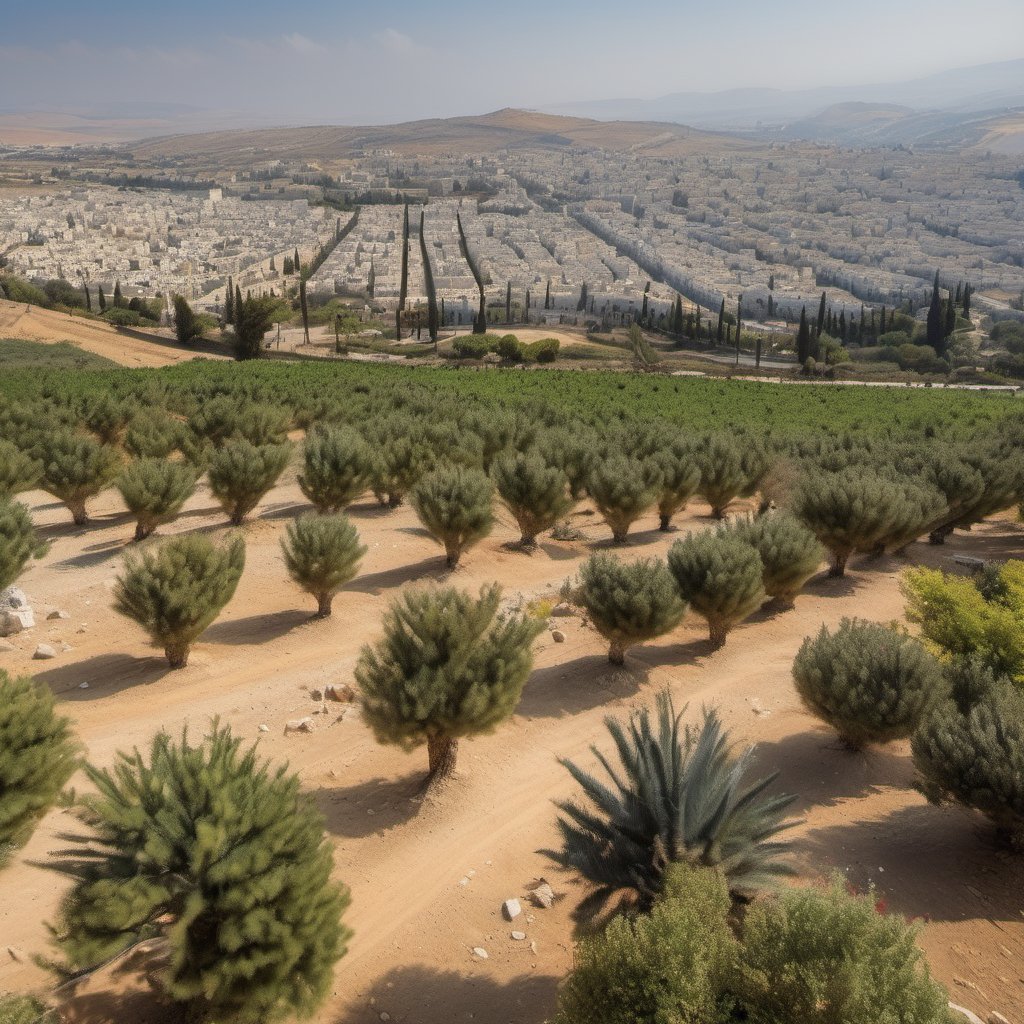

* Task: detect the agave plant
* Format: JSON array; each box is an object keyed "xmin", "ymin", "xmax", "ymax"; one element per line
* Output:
[{"xmin": 546, "ymin": 691, "xmax": 796, "ymax": 923}]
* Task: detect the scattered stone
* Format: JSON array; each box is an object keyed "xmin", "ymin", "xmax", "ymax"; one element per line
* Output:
[
  {"xmin": 310, "ymin": 689, "xmax": 323, "ymax": 701},
  {"xmin": 380, "ymin": 1013, "xmax": 391, "ymax": 1022},
  {"xmin": 502, "ymin": 898, "xmax": 522, "ymax": 921},
  {"xmin": 952, "ymin": 554, "xmax": 986, "ymax": 571},
  {"xmin": 472, "ymin": 947, "xmax": 488, "ymax": 960},
  {"xmin": 551, "ymin": 630, "xmax": 565, "ymax": 644},
  {"xmin": 749, "ymin": 698, "xmax": 771, "ymax": 717},
  {"xmin": 7, "ymin": 946, "xmax": 24, "ymax": 962},
  {"xmin": 325, "ymin": 683, "xmax": 357, "ymax": 703},
  {"xmin": 284, "ymin": 717, "xmax": 315, "ymax": 735},
  {"xmin": 949, "ymin": 1006, "xmax": 983, "ymax": 1024},
  {"xmin": 78, "ymin": 682, "xmax": 89, "ymax": 689},
  {"xmin": 531, "ymin": 880, "xmax": 555, "ymax": 909},
  {"xmin": 47, "ymin": 610, "xmax": 70, "ymax": 620},
  {"xmin": 459, "ymin": 877, "xmax": 470, "ymax": 887},
  {"xmin": 0, "ymin": 592, "xmax": 34, "ymax": 636},
  {"xmin": 530, "ymin": 940, "xmax": 538, "ymax": 954},
  {"xmin": 551, "ymin": 603, "xmax": 574, "ymax": 617},
  {"xmin": 258, "ymin": 724, "xmax": 270, "ymax": 733},
  {"xmin": 0, "ymin": 640, "xmax": 16, "ymax": 653},
  {"xmin": 511, "ymin": 931, "xmax": 526, "ymax": 941},
  {"xmin": 988, "ymin": 1013, "xmax": 1010, "ymax": 1024},
  {"xmin": 33, "ymin": 643, "xmax": 57, "ymax": 660}
]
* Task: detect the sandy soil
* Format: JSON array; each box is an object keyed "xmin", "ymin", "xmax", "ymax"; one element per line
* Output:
[
  {"xmin": 0, "ymin": 300, "xmax": 227, "ymax": 368},
  {"xmin": 0, "ymin": 466, "xmax": 1022, "ymax": 1023}
]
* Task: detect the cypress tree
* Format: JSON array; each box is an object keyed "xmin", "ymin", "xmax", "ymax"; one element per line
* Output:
[
  {"xmin": 505, "ymin": 280, "xmax": 512, "ymax": 322},
  {"xmin": 492, "ymin": 449, "xmax": 572, "ymax": 548},
  {"xmin": 294, "ymin": 246, "xmax": 301, "ymax": 274},
  {"xmin": 113, "ymin": 533, "xmax": 245, "ymax": 668},
  {"xmin": 49, "ymin": 722, "xmax": 350, "ymax": 1022},
  {"xmin": 963, "ymin": 282, "xmax": 972, "ymax": 318},
  {"xmin": 224, "ymin": 275, "xmax": 234, "ymax": 326},
  {"xmin": 356, "ymin": 583, "xmax": 542, "ymax": 782},
  {"xmin": 173, "ymin": 295, "xmax": 202, "ymax": 344},
  {"xmin": 97, "ymin": 284, "xmax": 106, "ymax": 312},
  {"xmin": 116, "ymin": 459, "xmax": 199, "ymax": 541},
  {"xmin": 299, "ymin": 278, "xmax": 310, "ymax": 345},
  {"xmin": 926, "ymin": 271, "xmax": 945, "ymax": 353},
  {"xmin": 545, "ymin": 278, "xmax": 551, "ymax": 310},
  {"xmin": 233, "ymin": 284, "xmax": 243, "ymax": 331},
  {"xmin": 113, "ymin": 280, "xmax": 123, "ymax": 307},
  {"xmin": 944, "ymin": 293, "xmax": 956, "ymax": 337},
  {"xmin": 796, "ymin": 307, "xmax": 811, "ymax": 364},
  {"xmin": 410, "ymin": 465, "xmax": 494, "ymax": 568},
  {"xmin": 716, "ymin": 299, "xmax": 725, "ymax": 343},
  {"xmin": 640, "ymin": 282, "xmax": 650, "ymax": 325},
  {"xmin": 282, "ymin": 512, "xmax": 366, "ymax": 617},
  {"xmin": 816, "ymin": 291, "xmax": 827, "ymax": 336},
  {"xmin": 0, "ymin": 671, "xmax": 78, "ymax": 867},
  {"xmin": 208, "ymin": 439, "xmax": 291, "ymax": 525},
  {"xmin": 83, "ymin": 283, "xmax": 91, "ymax": 312},
  {"xmin": 576, "ymin": 553, "xmax": 686, "ymax": 664}
]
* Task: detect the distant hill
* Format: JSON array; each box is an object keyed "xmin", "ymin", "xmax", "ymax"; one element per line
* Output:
[{"xmin": 128, "ymin": 108, "xmax": 748, "ymax": 164}]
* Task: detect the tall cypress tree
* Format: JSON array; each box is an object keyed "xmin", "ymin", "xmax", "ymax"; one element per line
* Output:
[
  {"xmin": 505, "ymin": 280, "xmax": 512, "ymax": 322},
  {"xmin": 926, "ymin": 271, "xmax": 945, "ymax": 353},
  {"xmin": 640, "ymin": 282, "xmax": 650, "ymax": 325},
  {"xmin": 944, "ymin": 293, "xmax": 956, "ymax": 338},
  {"xmin": 716, "ymin": 299, "xmax": 725, "ymax": 343},
  {"xmin": 83, "ymin": 283, "xmax": 91, "ymax": 311},
  {"xmin": 234, "ymin": 284, "xmax": 243, "ymax": 331},
  {"xmin": 816, "ymin": 291, "xmax": 827, "ymax": 337},
  {"xmin": 963, "ymin": 282, "xmax": 972, "ymax": 318},
  {"xmin": 545, "ymin": 279, "xmax": 551, "ymax": 310},
  {"xmin": 113, "ymin": 281, "xmax": 123, "ymax": 307},
  {"xmin": 224, "ymin": 276, "xmax": 234, "ymax": 326},
  {"xmin": 735, "ymin": 295, "xmax": 742, "ymax": 359},
  {"xmin": 300, "ymin": 278, "xmax": 310, "ymax": 346},
  {"xmin": 97, "ymin": 285, "xmax": 106, "ymax": 312},
  {"xmin": 796, "ymin": 306, "xmax": 811, "ymax": 363},
  {"xmin": 294, "ymin": 247, "xmax": 301, "ymax": 274}
]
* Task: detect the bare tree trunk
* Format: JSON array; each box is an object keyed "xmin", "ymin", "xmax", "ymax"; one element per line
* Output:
[
  {"xmin": 659, "ymin": 512, "xmax": 671, "ymax": 531},
  {"xmin": 316, "ymin": 592, "xmax": 334, "ymax": 617},
  {"xmin": 608, "ymin": 639, "xmax": 626, "ymax": 665},
  {"xmin": 426, "ymin": 734, "xmax": 458, "ymax": 782},
  {"xmin": 165, "ymin": 641, "xmax": 191, "ymax": 669},
  {"xmin": 134, "ymin": 520, "xmax": 152, "ymax": 542},
  {"xmin": 708, "ymin": 620, "xmax": 728, "ymax": 650},
  {"xmin": 68, "ymin": 498, "xmax": 88, "ymax": 526},
  {"xmin": 445, "ymin": 543, "xmax": 461, "ymax": 569}
]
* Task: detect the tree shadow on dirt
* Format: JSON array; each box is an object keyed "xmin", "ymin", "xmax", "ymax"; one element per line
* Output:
[
  {"xmin": 347, "ymin": 556, "xmax": 445, "ymax": 595},
  {"xmin": 317, "ymin": 773, "xmax": 427, "ymax": 840},
  {"xmin": 33, "ymin": 651, "xmax": 174, "ymax": 699},
  {"xmin": 258, "ymin": 499, "xmax": 311, "ymax": 522},
  {"xmin": 59, "ymin": 988, "xmax": 182, "ymax": 1024},
  {"xmin": 589, "ymin": 527, "xmax": 665, "ymax": 550},
  {"xmin": 518, "ymin": 654, "xmax": 650, "ymax": 719},
  {"xmin": 53, "ymin": 537, "xmax": 130, "ymax": 571},
  {"xmin": 802, "ymin": 569, "xmax": 863, "ymax": 599},
  {"xmin": 204, "ymin": 608, "xmax": 310, "ymax": 646},
  {"xmin": 349, "ymin": 964, "xmax": 559, "ymax": 1024}
]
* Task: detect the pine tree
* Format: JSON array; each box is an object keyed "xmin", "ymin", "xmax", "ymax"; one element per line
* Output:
[
  {"xmin": 49, "ymin": 722, "xmax": 350, "ymax": 1022},
  {"xmin": 793, "ymin": 619, "xmax": 944, "ymax": 749},
  {"xmin": 356, "ymin": 583, "xmax": 542, "ymax": 782},
  {"xmin": 546, "ymin": 691, "xmax": 794, "ymax": 922},
  {"xmin": 173, "ymin": 295, "xmax": 202, "ymax": 344},
  {"xmin": 796, "ymin": 306, "xmax": 811, "ymax": 364},
  {"xmin": 83, "ymin": 283, "xmax": 91, "ymax": 312},
  {"xmin": 651, "ymin": 439, "xmax": 701, "ymax": 531},
  {"xmin": 697, "ymin": 435, "xmax": 770, "ymax": 519},
  {"xmin": 224, "ymin": 275, "xmax": 234, "ymax": 325},
  {"xmin": 82, "ymin": 393, "xmax": 130, "ymax": 447},
  {"xmin": 298, "ymin": 425, "xmax": 372, "ymax": 513},
  {"xmin": 116, "ymin": 459, "xmax": 198, "ymax": 542},
  {"xmin": 37, "ymin": 430, "xmax": 121, "ymax": 526},
  {"xmin": 668, "ymin": 531, "xmax": 765, "ymax": 648},
  {"xmin": 112, "ymin": 280, "xmax": 123, "ymax": 307},
  {"xmin": 123, "ymin": 411, "xmax": 182, "ymax": 461},
  {"xmin": 113, "ymin": 534, "xmax": 245, "ymax": 668},
  {"xmin": 0, "ymin": 440, "xmax": 40, "ymax": 501},
  {"xmin": 282, "ymin": 512, "xmax": 366, "ymax": 617},
  {"xmin": 587, "ymin": 453, "xmax": 662, "ymax": 543},
  {"xmin": 732, "ymin": 512, "xmax": 824, "ymax": 607},
  {"xmin": 0, "ymin": 671, "xmax": 78, "ymax": 867},
  {"xmin": 410, "ymin": 465, "xmax": 494, "ymax": 567},
  {"xmin": 209, "ymin": 439, "xmax": 291, "ymax": 525},
  {"xmin": 299, "ymin": 278, "xmax": 310, "ymax": 345},
  {"xmin": 926, "ymin": 271, "xmax": 945, "ymax": 353},
  {"xmin": 97, "ymin": 284, "xmax": 106, "ymax": 312},
  {"xmin": 492, "ymin": 449, "xmax": 572, "ymax": 548},
  {"xmin": 368, "ymin": 421, "xmax": 433, "ymax": 508},
  {"xmin": 576, "ymin": 553, "xmax": 686, "ymax": 664}
]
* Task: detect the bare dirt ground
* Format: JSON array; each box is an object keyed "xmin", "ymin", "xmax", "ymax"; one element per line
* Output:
[
  {"xmin": 0, "ymin": 300, "xmax": 226, "ymax": 368},
  {"xmin": 0, "ymin": 458, "xmax": 1022, "ymax": 1024}
]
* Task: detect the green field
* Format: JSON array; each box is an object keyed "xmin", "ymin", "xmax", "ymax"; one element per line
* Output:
[
  {"xmin": 0, "ymin": 338, "xmax": 119, "ymax": 371},
  {"xmin": 0, "ymin": 358, "xmax": 1020, "ymax": 440}
]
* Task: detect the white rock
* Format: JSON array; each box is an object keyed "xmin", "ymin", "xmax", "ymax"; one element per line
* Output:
[
  {"xmin": 1, "ymin": 587, "xmax": 29, "ymax": 610},
  {"xmin": 510, "ymin": 931, "xmax": 526, "ymax": 941},
  {"xmin": 78, "ymin": 682, "xmax": 89, "ymax": 689},
  {"xmin": 379, "ymin": 1013, "xmax": 391, "ymax": 1022},
  {"xmin": 531, "ymin": 881, "xmax": 555, "ymax": 909},
  {"xmin": 47, "ymin": 610, "xmax": 70, "ymax": 620},
  {"xmin": 284, "ymin": 717, "xmax": 315, "ymax": 735},
  {"xmin": 33, "ymin": 643, "xmax": 57, "ymax": 660},
  {"xmin": 0, "ymin": 607, "xmax": 34, "ymax": 636},
  {"xmin": 472, "ymin": 947, "xmax": 488, "ymax": 959},
  {"xmin": 258, "ymin": 724, "xmax": 270, "ymax": 733},
  {"xmin": 502, "ymin": 898, "xmax": 522, "ymax": 921},
  {"xmin": 949, "ymin": 1005, "xmax": 984, "ymax": 1024}
]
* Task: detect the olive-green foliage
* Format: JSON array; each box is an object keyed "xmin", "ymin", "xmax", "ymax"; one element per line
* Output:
[
  {"xmin": 733, "ymin": 512, "xmax": 823, "ymax": 606},
  {"xmin": 791, "ymin": 469, "xmax": 913, "ymax": 576},
  {"xmin": 587, "ymin": 453, "xmax": 662, "ymax": 543},
  {"xmin": 548, "ymin": 691, "xmax": 795, "ymax": 923},
  {"xmin": 552, "ymin": 863, "xmax": 737, "ymax": 1024},
  {"xmin": 38, "ymin": 430, "xmax": 122, "ymax": 525},
  {"xmin": 652, "ymin": 438, "xmax": 702, "ymax": 531},
  {"xmin": 113, "ymin": 533, "xmax": 245, "ymax": 668},
  {"xmin": 232, "ymin": 294, "xmax": 278, "ymax": 360},
  {"xmin": 492, "ymin": 448, "xmax": 572, "ymax": 546},
  {"xmin": 903, "ymin": 561, "xmax": 1024, "ymax": 681},
  {"xmin": 0, "ymin": 440, "xmax": 40, "ymax": 500},
  {"xmin": 82, "ymin": 392, "xmax": 130, "ymax": 446},
  {"xmin": 577, "ymin": 553, "xmax": 686, "ymax": 664},
  {"xmin": 735, "ymin": 876, "xmax": 951, "ymax": 1024},
  {"xmin": 282, "ymin": 513, "xmax": 366, "ymax": 617},
  {"xmin": 667, "ymin": 531, "xmax": 765, "ymax": 648},
  {"xmin": 116, "ymin": 458, "xmax": 198, "ymax": 541},
  {"xmin": 538, "ymin": 427, "xmax": 596, "ymax": 501},
  {"xmin": 0, "ymin": 671, "xmax": 78, "ymax": 868},
  {"xmin": 410, "ymin": 464, "xmax": 494, "ymax": 568},
  {"xmin": 0, "ymin": 993, "xmax": 58, "ymax": 1024},
  {"xmin": 698, "ymin": 436, "xmax": 771, "ymax": 518},
  {"xmin": 0, "ymin": 500, "xmax": 46, "ymax": 592},
  {"xmin": 185, "ymin": 399, "xmax": 289, "ymax": 465},
  {"xmin": 49, "ymin": 722, "xmax": 350, "ymax": 1024},
  {"xmin": 298, "ymin": 425, "xmax": 372, "ymax": 512},
  {"xmin": 355, "ymin": 583, "xmax": 543, "ymax": 780},
  {"xmin": 123, "ymin": 410, "xmax": 182, "ymax": 460},
  {"xmin": 793, "ymin": 619, "xmax": 945, "ymax": 749},
  {"xmin": 368, "ymin": 419, "xmax": 433, "ymax": 506},
  {"xmin": 913, "ymin": 668, "xmax": 1024, "ymax": 849},
  {"xmin": 209, "ymin": 439, "xmax": 291, "ymax": 525}
]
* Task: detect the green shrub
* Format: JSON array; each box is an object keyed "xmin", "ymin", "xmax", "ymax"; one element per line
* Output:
[
  {"xmin": 577, "ymin": 553, "xmax": 686, "ymax": 664},
  {"xmin": 733, "ymin": 512, "xmax": 823, "ymax": 606},
  {"xmin": 82, "ymin": 393, "xmax": 130, "ymax": 446},
  {"xmin": 792, "ymin": 619, "xmax": 945, "ymax": 749},
  {"xmin": 698, "ymin": 436, "xmax": 770, "ymax": 518},
  {"xmin": 282, "ymin": 513, "xmax": 366, "ymax": 617},
  {"xmin": 209, "ymin": 439, "xmax": 291, "ymax": 525},
  {"xmin": 652, "ymin": 439, "xmax": 701, "ymax": 531},
  {"xmin": 492, "ymin": 449, "xmax": 572, "ymax": 547},
  {"xmin": 113, "ymin": 533, "xmax": 245, "ymax": 668},
  {"xmin": 525, "ymin": 337, "xmax": 559, "ymax": 362},
  {"xmin": 0, "ymin": 671, "xmax": 78, "ymax": 867},
  {"xmin": 587, "ymin": 453, "xmax": 661, "ymax": 543},
  {"xmin": 0, "ymin": 500, "xmax": 46, "ymax": 591},
  {"xmin": 668, "ymin": 531, "xmax": 765, "ymax": 648},
  {"xmin": 410, "ymin": 464, "xmax": 494, "ymax": 568},
  {"xmin": 123, "ymin": 411, "xmax": 182, "ymax": 460},
  {"xmin": 298, "ymin": 425, "xmax": 372, "ymax": 512},
  {"xmin": 0, "ymin": 440, "xmax": 40, "ymax": 500},
  {"xmin": 38, "ymin": 430, "xmax": 122, "ymax": 525},
  {"xmin": 0, "ymin": 994, "xmax": 58, "ymax": 1024},
  {"xmin": 356, "ymin": 583, "xmax": 542, "ymax": 783},
  {"xmin": 50, "ymin": 722, "xmax": 350, "ymax": 1024},
  {"xmin": 452, "ymin": 335, "xmax": 491, "ymax": 360},
  {"xmin": 735, "ymin": 876, "xmax": 951, "ymax": 1024},
  {"xmin": 116, "ymin": 458, "xmax": 198, "ymax": 541}
]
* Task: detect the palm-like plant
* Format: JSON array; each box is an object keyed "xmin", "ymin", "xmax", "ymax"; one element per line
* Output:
[{"xmin": 546, "ymin": 691, "xmax": 796, "ymax": 923}]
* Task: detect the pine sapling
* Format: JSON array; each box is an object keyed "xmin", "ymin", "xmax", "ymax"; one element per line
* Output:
[
  {"xmin": 38, "ymin": 430, "xmax": 122, "ymax": 525},
  {"xmin": 208, "ymin": 439, "xmax": 291, "ymax": 525},
  {"xmin": 282, "ymin": 513, "xmax": 366, "ymax": 617},
  {"xmin": 410, "ymin": 464, "xmax": 494, "ymax": 568},
  {"xmin": 492, "ymin": 449, "xmax": 572, "ymax": 547},
  {"xmin": 116, "ymin": 458, "xmax": 198, "ymax": 541}
]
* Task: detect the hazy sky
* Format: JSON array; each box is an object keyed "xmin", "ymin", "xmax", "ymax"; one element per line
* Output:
[{"xmin": 3, "ymin": 0, "xmax": 1023, "ymax": 124}]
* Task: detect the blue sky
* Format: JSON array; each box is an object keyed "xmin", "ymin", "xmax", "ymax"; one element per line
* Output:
[{"xmin": 2, "ymin": 0, "xmax": 1023, "ymax": 124}]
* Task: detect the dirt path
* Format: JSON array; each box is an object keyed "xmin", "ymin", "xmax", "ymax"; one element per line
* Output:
[
  {"xmin": 0, "ymin": 300, "xmax": 227, "ymax": 368},
  {"xmin": 0, "ymin": 470, "xmax": 1021, "ymax": 1023}
]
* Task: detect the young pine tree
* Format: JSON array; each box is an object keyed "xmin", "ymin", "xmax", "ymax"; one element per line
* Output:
[
  {"xmin": 38, "ymin": 430, "xmax": 122, "ymax": 525},
  {"xmin": 577, "ymin": 553, "xmax": 686, "ymax": 664},
  {"xmin": 491, "ymin": 449, "xmax": 572, "ymax": 548},
  {"xmin": 0, "ymin": 440, "xmax": 40, "ymax": 500},
  {"xmin": 356, "ymin": 584, "xmax": 543, "ymax": 783},
  {"xmin": 792, "ymin": 619, "xmax": 945, "ymax": 749},
  {"xmin": 410, "ymin": 465, "xmax": 494, "ymax": 568},
  {"xmin": 123, "ymin": 411, "xmax": 182, "ymax": 460},
  {"xmin": 49, "ymin": 722, "xmax": 350, "ymax": 1023},
  {"xmin": 667, "ymin": 530, "xmax": 765, "ymax": 648},
  {"xmin": 0, "ymin": 500, "xmax": 46, "ymax": 591},
  {"xmin": 298, "ymin": 425, "xmax": 372, "ymax": 513},
  {"xmin": 587, "ymin": 453, "xmax": 662, "ymax": 543},
  {"xmin": 733, "ymin": 512, "xmax": 824, "ymax": 607},
  {"xmin": 282, "ymin": 513, "xmax": 366, "ymax": 617},
  {"xmin": 697, "ymin": 435, "xmax": 769, "ymax": 519},
  {"xmin": 0, "ymin": 671, "xmax": 78, "ymax": 867},
  {"xmin": 113, "ymin": 534, "xmax": 245, "ymax": 668},
  {"xmin": 82, "ymin": 392, "xmax": 131, "ymax": 447},
  {"xmin": 651, "ymin": 439, "xmax": 701, "ymax": 531},
  {"xmin": 208, "ymin": 439, "xmax": 291, "ymax": 525},
  {"xmin": 116, "ymin": 458, "xmax": 199, "ymax": 541}
]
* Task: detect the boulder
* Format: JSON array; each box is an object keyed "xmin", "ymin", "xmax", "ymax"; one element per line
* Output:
[
  {"xmin": 0, "ymin": 586, "xmax": 35, "ymax": 635},
  {"xmin": 284, "ymin": 717, "xmax": 315, "ymax": 735},
  {"xmin": 551, "ymin": 630, "xmax": 565, "ymax": 643},
  {"xmin": 47, "ymin": 610, "xmax": 70, "ymax": 621},
  {"xmin": 33, "ymin": 643, "xmax": 57, "ymax": 660},
  {"xmin": 551, "ymin": 603, "xmax": 574, "ymax": 617},
  {"xmin": 325, "ymin": 683, "xmax": 357, "ymax": 703},
  {"xmin": 531, "ymin": 880, "xmax": 555, "ymax": 909},
  {"xmin": 502, "ymin": 898, "xmax": 522, "ymax": 921}
]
